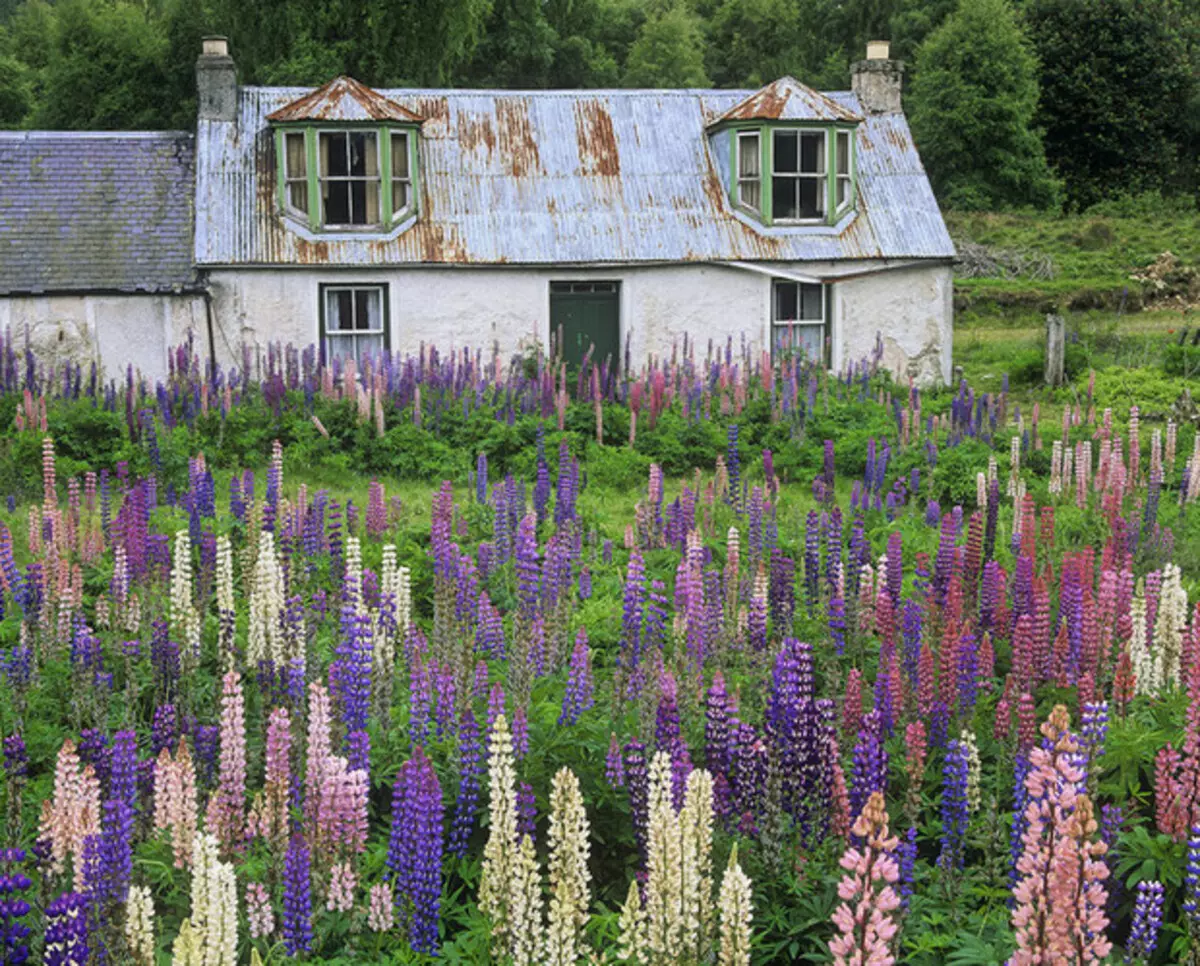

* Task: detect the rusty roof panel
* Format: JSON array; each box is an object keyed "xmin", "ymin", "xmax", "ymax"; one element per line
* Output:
[
  {"xmin": 195, "ymin": 86, "xmax": 952, "ymax": 267},
  {"xmin": 713, "ymin": 77, "xmax": 862, "ymax": 126},
  {"xmin": 266, "ymin": 76, "xmax": 422, "ymax": 123}
]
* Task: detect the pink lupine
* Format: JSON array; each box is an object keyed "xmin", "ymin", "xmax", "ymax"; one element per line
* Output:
[
  {"xmin": 206, "ymin": 670, "xmax": 247, "ymax": 853},
  {"xmin": 153, "ymin": 740, "xmax": 198, "ymax": 869},
  {"xmin": 38, "ymin": 739, "xmax": 101, "ymax": 887},
  {"xmin": 829, "ymin": 791, "xmax": 901, "ymax": 966},
  {"xmin": 1009, "ymin": 705, "xmax": 1110, "ymax": 964}
]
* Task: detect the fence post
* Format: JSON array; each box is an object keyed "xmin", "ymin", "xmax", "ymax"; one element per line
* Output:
[{"xmin": 1045, "ymin": 312, "xmax": 1065, "ymax": 388}]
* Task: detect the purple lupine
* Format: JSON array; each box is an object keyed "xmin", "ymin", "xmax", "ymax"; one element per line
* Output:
[
  {"xmin": 848, "ymin": 711, "xmax": 888, "ymax": 825},
  {"xmin": 449, "ymin": 708, "xmax": 482, "ymax": 858},
  {"xmin": 1081, "ymin": 701, "xmax": 1109, "ymax": 767},
  {"xmin": 335, "ymin": 608, "xmax": 372, "ymax": 735},
  {"xmin": 486, "ymin": 683, "xmax": 507, "ymax": 734},
  {"xmin": 623, "ymin": 740, "xmax": 649, "ymax": 855},
  {"xmin": 387, "ymin": 746, "xmax": 444, "ymax": 955},
  {"xmin": 1009, "ymin": 752, "xmax": 1032, "ymax": 886},
  {"xmin": 938, "ymin": 739, "xmax": 970, "ymax": 872},
  {"xmin": 43, "ymin": 891, "xmax": 89, "ymax": 966},
  {"xmin": 560, "ymin": 628, "xmax": 594, "ymax": 726},
  {"xmin": 901, "ymin": 598, "xmax": 923, "ymax": 687},
  {"xmin": 0, "ymin": 848, "xmax": 32, "ymax": 965},
  {"xmin": 705, "ymin": 672, "xmax": 731, "ymax": 778},
  {"xmin": 511, "ymin": 706, "xmax": 529, "ymax": 760},
  {"xmin": 282, "ymin": 836, "xmax": 314, "ymax": 956},
  {"xmin": 108, "ymin": 730, "xmax": 137, "ymax": 808},
  {"xmin": 827, "ymin": 592, "xmax": 847, "ymax": 656},
  {"xmin": 515, "ymin": 513, "xmax": 540, "ymax": 619},
  {"xmin": 769, "ymin": 550, "xmax": 795, "ymax": 630},
  {"xmin": 803, "ymin": 511, "xmax": 820, "ymax": 615},
  {"xmin": 1127, "ymin": 880, "xmax": 1164, "ymax": 961},
  {"xmin": 621, "ymin": 549, "xmax": 646, "ymax": 670},
  {"xmin": 554, "ymin": 440, "xmax": 579, "ymax": 527},
  {"xmin": 409, "ymin": 660, "xmax": 432, "ymax": 746},
  {"xmin": 94, "ymin": 799, "xmax": 133, "ymax": 905},
  {"xmin": 606, "ymin": 734, "xmax": 625, "ymax": 788},
  {"xmin": 516, "ymin": 782, "xmax": 537, "ymax": 842},
  {"xmin": 2, "ymin": 735, "xmax": 27, "ymax": 779},
  {"xmin": 726, "ymin": 424, "xmax": 741, "ymax": 511},
  {"xmin": 1184, "ymin": 824, "xmax": 1200, "ymax": 929},
  {"xmin": 475, "ymin": 452, "xmax": 488, "ymax": 504}
]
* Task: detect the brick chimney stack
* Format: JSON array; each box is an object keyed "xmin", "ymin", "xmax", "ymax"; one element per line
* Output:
[
  {"xmin": 197, "ymin": 36, "xmax": 237, "ymax": 122},
  {"xmin": 851, "ymin": 41, "xmax": 904, "ymax": 115}
]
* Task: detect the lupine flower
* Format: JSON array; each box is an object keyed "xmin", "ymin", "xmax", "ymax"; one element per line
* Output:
[
  {"xmin": 0, "ymin": 848, "xmax": 32, "ymax": 965},
  {"xmin": 560, "ymin": 628, "xmax": 595, "ymax": 725},
  {"xmin": 387, "ymin": 746, "xmax": 443, "ymax": 955},
  {"xmin": 718, "ymin": 843, "xmax": 753, "ymax": 966},
  {"xmin": 479, "ymin": 715, "xmax": 524, "ymax": 958},
  {"xmin": 43, "ymin": 892, "xmax": 89, "ymax": 966},
  {"xmin": 39, "ymin": 740, "xmax": 100, "ymax": 886},
  {"xmin": 829, "ymin": 792, "xmax": 901, "ymax": 966},
  {"xmin": 545, "ymin": 767, "xmax": 591, "ymax": 966},
  {"xmin": 246, "ymin": 881, "xmax": 274, "ymax": 939},
  {"xmin": 1184, "ymin": 824, "xmax": 1200, "ymax": 929},
  {"xmin": 938, "ymin": 739, "xmax": 970, "ymax": 872},
  {"xmin": 1126, "ymin": 879, "xmax": 1164, "ymax": 962},
  {"xmin": 449, "ymin": 707, "xmax": 482, "ymax": 858},
  {"xmin": 206, "ymin": 670, "xmax": 247, "ymax": 853},
  {"xmin": 368, "ymin": 882, "xmax": 395, "ymax": 933},
  {"xmin": 283, "ymin": 835, "xmax": 314, "ymax": 956},
  {"xmin": 125, "ymin": 883, "xmax": 155, "ymax": 966}
]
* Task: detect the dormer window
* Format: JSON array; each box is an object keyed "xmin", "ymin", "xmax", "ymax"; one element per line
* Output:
[
  {"xmin": 710, "ymin": 77, "xmax": 861, "ymax": 228},
  {"xmin": 268, "ymin": 76, "xmax": 423, "ymax": 235}
]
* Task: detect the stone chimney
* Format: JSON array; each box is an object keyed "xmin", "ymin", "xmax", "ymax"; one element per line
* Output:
[
  {"xmin": 196, "ymin": 36, "xmax": 237, "ymax": 122},
  {"xmin": 851, "ymin": 40, "xmax": 904, "ymax": 115}
]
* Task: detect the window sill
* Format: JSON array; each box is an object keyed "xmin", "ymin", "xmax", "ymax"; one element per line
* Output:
[
  {"xmin": 278, "ymin": 209, "xmax": 419, "ymax": 243},
  {"xmin": 729, "ymin": 206, "xmax": 858, "ymax": 237}
]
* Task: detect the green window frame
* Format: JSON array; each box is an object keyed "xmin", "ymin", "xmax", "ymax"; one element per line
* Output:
[
  {"xmin": 275, "ymin": 124, "xmax": 420, "ymax": 232},
  {"xmin": 728, "ymin": 122, "xmax": 856, "ymax": 227}
]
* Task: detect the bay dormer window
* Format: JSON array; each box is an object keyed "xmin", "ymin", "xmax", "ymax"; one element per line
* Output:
[
  {"xmin": 710, "ymin": 76, "xmax": 861, "ymax": 228},
  {"xmin": 268, "ymin": 76, "xmax": 423, "ymax": 235}
]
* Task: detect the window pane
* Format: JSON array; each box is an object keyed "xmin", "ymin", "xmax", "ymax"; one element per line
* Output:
[
  {"xmin": 322, "ymin": 133, "xmax": 348, "ymax": 176},
  {"xmin": 286, "ymin": 133, "xmax": 307, "ymax": 178},
  {"xmin": 773, "ymin": 323, "xmax": 823, "ymax": 360},
  {"xmin": 738, "ymin": 133, "xmax": 760, "ymax": 177},
  {"xmin": 799, "ymin": 178, "xmax": 823, "ymax": 218},
  {"xmin": 348, "ymin": 133, "xmax": 368, "ymax": 176},
  {"xmin": 800, "ymin": 283, "xmax": 823, "ymax": 320},
  {"xmin": 327, "ymin": 289, "xmax": 353, "ymax": 331},
  {"xmin": 356, "ymin": 334, "xmax": 384, "ymax": 361},
  {"xmin": 800, "ymin": 132, "xmax": 825, "ymax": 174},
  {"xmin": 773, "ymin": 131, "xmax": 798, "ymax": 173},
  {"xmin": 363, "ymin": 180, "xmax": 380, "ymax": 224},
  {"xmin": 837, "ymin": 177, "xmax": 849, "ymax": 207},
  {"xmin": 774, "ymin": 282, "xmax": 798, "ymax": 321},
  {"xmin": 392, "ymin": 179, "xmax": 409, "ymax": 213},
  {"xmin": 740, "ymin": 179, "xmax": 762, "ymax": 211},
  {"xmin": 837, "ymin": 132, "xmax": 850, "ymax": 176},
  {"xmin": 392, "ymin": 133, "xmax": 409, "ymax": 178},
  {"xmin": 773, "ymin": 176, "xmax": 798, "ymax": 219},
  {"xmin": 287, "ymin": 181, "xmax": 309, "ymax": 214},
  {"xmin": 324, "ymin": 180, "xmax": 351, "ymax": 224}
]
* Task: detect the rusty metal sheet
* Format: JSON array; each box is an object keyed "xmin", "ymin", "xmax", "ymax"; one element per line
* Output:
[
  {"xmin": 194, "ymin": 85, "xmax": 953, "ymax": 268},
  {"xmin": 711, "ymin": 77, "xmax": 862, "ymax": 126},
  {"xmin": 266, "ymin": 76, "xmax": 422, "ymax": 124}
]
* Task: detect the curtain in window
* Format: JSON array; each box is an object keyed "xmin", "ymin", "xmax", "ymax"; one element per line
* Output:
[
  {"xmin": 285, "ymin": 133, "xmax": 308, "ymax": 213},
  {"xmin": 391, "ymin": 132, "xmax": 410, "ymax": 213},
  {"xmin": 738, "ymin": 134, "xmax": 761, "ymax": 211}
]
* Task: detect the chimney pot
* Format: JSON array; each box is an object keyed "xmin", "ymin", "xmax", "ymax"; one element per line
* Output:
[
  {"xmin": 197, "ymin": 36, "xmax": 237, "ymax": 123},
  {"xmin": 866, "ymin": 40, "xmax": 890, "ymax": 61}
]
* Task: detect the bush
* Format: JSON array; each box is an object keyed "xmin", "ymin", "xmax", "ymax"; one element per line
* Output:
[{"xmin": 1164, "ymin": 343, "xmax": 1200, "ymax": 378}]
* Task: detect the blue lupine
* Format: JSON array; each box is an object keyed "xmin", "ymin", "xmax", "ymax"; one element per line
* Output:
[
  {"xmin": 282, "ymin": 836, "xmax": 314, "ymax": 956},
  {"xmin": 938, "ymin": 739, "xmax": 970, "ymax": 872},
  {"xmin": 1127, "ymin": 880, "xmax": 1164, "ymax": 962},
  {"xmin": 387, "ymin": 747, "xmax": 444, "ymax": 955}
]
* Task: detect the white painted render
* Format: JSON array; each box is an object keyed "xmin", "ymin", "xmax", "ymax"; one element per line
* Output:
[
  {"xmin": 205, "ymin": 259, "xmax": 953, "ymax": 385},
  {"xmin": 0, "ymin": 294, "xmax": 206, "ymax": 382}
]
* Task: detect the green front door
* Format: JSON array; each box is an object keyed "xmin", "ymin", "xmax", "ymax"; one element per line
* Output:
[{"xmin": 550, "ymin": 281, "xmax": 621, "ymax": 374}]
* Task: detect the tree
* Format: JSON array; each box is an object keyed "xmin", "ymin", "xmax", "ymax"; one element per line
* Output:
[
  {"xmin": 707, "ymin": 0, "xmax": 825, "ymax": 88},
  {"xmin": 907, "ymin": 0, "xmax": 1059, "ymax": 210},
  {"xmin": 463, "ymin": 0, "xmax": 557, "ymax": 88},
  {"xmin": 1024, "ymin": 0, "xmax": 1197, "ymax": 208},
  {"xmin": 0, "ymin": 51, "xmax": 32, "ymax": 125},
  {"xmin": 623, "ymin": 1, "xmax": 709, "ymax": 87}
]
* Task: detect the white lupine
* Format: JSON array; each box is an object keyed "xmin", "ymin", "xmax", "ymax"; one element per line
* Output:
[
  {"xmin": 1154, "ymin": 563, "xmax": 1188, "ymax": 690},
  {"xmin": 961, "ymin": 729, "xmax": 982, "ymax": 814},
  {"xmin": 215, "ymin": 535, "xmax": 235, "ymax": 660},
  {"xmin": 174, "ymin": 832, "xmax": 238, "ymax": 966},
  {"xmin": 169, "ymin": 531, "xmax": 201, "ymax": 664},
  {"xmin": 509, "ymin": 833, "xmax": 545, "ymax": 966},
  {"xmin": 1048, "ymin": 440, "xmax": 1063, "ymax": 496},
  {"xmin": 247, "ymin": 530, "xmax": 284, "ymax": 667},
  {"xmin": 546, "ymin": 767, "xmax": 591, "ymax": 966},
  {"xmin": 617, "ymin": 878, "xmax": 649, "ymax": 964},
  {"xmin": 682, "ymin": 768, "xmax": 715, "ymax": 958},
  {"xmin": 977, "ymin": 470, "xmax": 989, "ymax": 507},
  {"xmin": 1007, "ymin": 435, "xmax": 1021, "ymax": 497},
  {"xmin": 645, "ymin": 751, "xmax": 682, "ymax": 957},
  {"xmin": 125, "ymin": 884, "xmax": 156, "ymax": 966},
  {"xmin": 1131, "ymin": 583, "xmax": 1156, "ymax": 696},
  {"xmin": 344, "ymin": 536, "xmax": 364, "ymax": 616},
  {"xmin": 479, "ymin": 714, "xmax": 520, "ymax": 954},
  {"xmin": 717, "ymin": 844, "xmax": 753, "ymax": 966},
  {"xmin": 380, "ymin": 545, "xmax": 412, "ymax": 632}
]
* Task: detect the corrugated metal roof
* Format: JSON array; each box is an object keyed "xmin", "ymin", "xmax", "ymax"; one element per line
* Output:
[
  {"xmin": 711, "ymin": 77, "xmax": 862, "ymax": 125},
  {"xmin": 266, "ymin": 76, "xmax": 423, "ymax": 124},
  {"xmin": 194, "ymin": 85, "xmax": 954, "ymax": 267},
  {"xmin": 0, "ymin": 132, "xmax": 198, "ymax": 294}
]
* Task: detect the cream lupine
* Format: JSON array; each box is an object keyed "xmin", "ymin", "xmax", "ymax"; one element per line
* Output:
[
  {"xmin": 1153, "ymin": 563, "xmax": 1188, "ymax": 689},
  {"xmin": 154, "ymin": 740, "xmax": 199, "ymax": 868},
  {"xmin": 38, "ymin": 739, "xmax": 101, "ymax": 886},
  {"xmin": 169, "ymin": 530, "xmax": 201, "ymax": 665},
  {"xmin": 961, "ymin": 730, "xmax": 982, "ymax": 814},
  {"xmin": 344, "ymin": 536, "xmax": 364, "ymax": 616},
  {"xmin": 479, "ymin": 713, "xmax": 521, "ymax": 956},
  {"xmin": 1130, "ymin": 583, "xmax": 1156, "ymax": 696},
  {"xmin": 247, "ymin": 529, "xmax": 284, "ymax": 668},
  {"xmin": 717, "ymin": 844, "xmax": 753, "ymax": 966},
  {"xmin": 174, "ymin": 832, "xmax": 239, "ymax": 966},
  {"xmin": 618, "ymin": 878, "xmax": 650, "ymax": 964},
  {"xmin": 124, "ymin": 883, "xmax": 156, "ymax": 966},
  {"xmin": 681, "ymin": 768, "xmax": 716, "ymax": 959},
  {"xmin": 215, "ymin": 535, "xmax": 235, "ymax": 664},
  {"xmin": 509, "ymin": 832, "xmax": 546, "ymax": 966},
  {"xmin": 546, "ymin": 767, "xmax": 592, "ymax": 966}
]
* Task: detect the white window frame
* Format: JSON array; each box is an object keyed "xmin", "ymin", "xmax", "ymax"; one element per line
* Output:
[
  {"xmin": 735, "ymin": 130, "xmax": 762, "ymax": 213},
  {"xmin": 321, "ymin": 284, "xmax": 389, "ymax": 365},
  {"xmin": 318, "ymin": 129, "xmax": 382, "ymax": 229},
  {"xmin": 771, "ymin": 280, "xmax": 826, "ymax": 361},
  {"xmin": 771, "ymin": 128, "xmax": 826, "ymax": 223},
  {"xmin": 835, "ymin": 130, "xmax": 853, "ymax": 212}
]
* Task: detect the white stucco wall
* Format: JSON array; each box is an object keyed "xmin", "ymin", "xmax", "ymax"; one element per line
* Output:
[
  {"xmin": 0, "ymin": 293, "xmax": 205, "ymax": 383},
  {"xmin": 203, "ymin": 259, "xmax": 956, "ymax": 385}
]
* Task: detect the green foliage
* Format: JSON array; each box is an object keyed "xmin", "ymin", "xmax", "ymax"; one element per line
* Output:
[
  {"xmin": 1163, "ymin": 342, "xmax": 1200, "ymax": 378},
  {"xmin": 0, "ymin": 49, "xmax": 32, "ymax": 124},
  {"xmin": 1025, "ymin": 0, "xmax": 1200, "ymax": 209},
  {"xmin": 908, "ymin": 0, "xmax": 1059, "ymax": 210},
  {"xmin": 623, "ymin": 1, "xmax": 709, "ymax": 87}
]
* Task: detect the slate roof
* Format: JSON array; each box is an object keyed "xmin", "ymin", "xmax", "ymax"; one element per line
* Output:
[
  {"xmin": 196, "ymin": 85, "xmax": 954, "ymax": 267},
  {"xmin": 0, "ymin": 132, "xmax": 197, "ymax": 295}
]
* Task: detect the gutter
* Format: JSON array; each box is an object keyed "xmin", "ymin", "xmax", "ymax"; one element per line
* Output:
[{"xmin": 722, "ymin": 258, "xmax": 945, "ymax": 284}]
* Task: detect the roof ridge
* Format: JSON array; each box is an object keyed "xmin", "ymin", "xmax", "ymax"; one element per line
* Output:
[{"xmin": 0, "ymin": 131, "xmax": 193, "ymax": 140}]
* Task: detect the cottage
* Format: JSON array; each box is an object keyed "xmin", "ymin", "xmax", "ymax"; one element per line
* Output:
[{"xmin": 1, "ymin": 38, "xmax": 955, "ymax": 384}]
